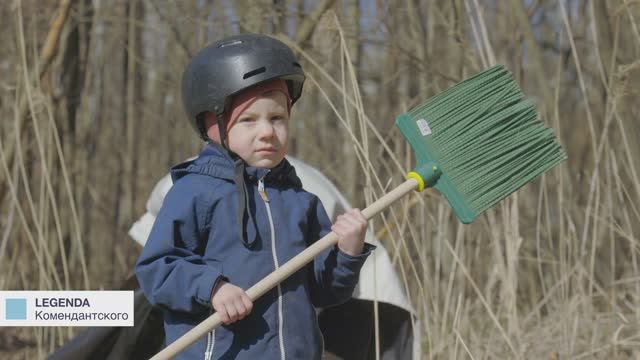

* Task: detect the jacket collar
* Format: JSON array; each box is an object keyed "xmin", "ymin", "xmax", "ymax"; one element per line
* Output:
[{"xmin": 170, "ymin": 143, "xmax": 302, "ymax": 188}]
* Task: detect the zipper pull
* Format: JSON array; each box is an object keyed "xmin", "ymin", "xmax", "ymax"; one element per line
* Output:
[{"xmin": 258, "ymin": 179, "xmax": 269, "ymax": 202}]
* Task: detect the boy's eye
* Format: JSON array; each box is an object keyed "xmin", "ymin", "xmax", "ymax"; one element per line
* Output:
[{"xmin": 238, "ymin": 117, "xmax": 253, "ymax": 123}]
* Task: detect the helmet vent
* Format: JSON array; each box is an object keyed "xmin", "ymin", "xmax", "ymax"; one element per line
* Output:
[
  {"xmin": 218, "ymin": 40, "xmax": 243, "ymax": 48},
  {"xmin": 243, "ymin": 67, "xmax": 266, "ymax": 79},
  {"xmin": 293, "ymin": 62, "xmax": 301, "ymax": 68}
]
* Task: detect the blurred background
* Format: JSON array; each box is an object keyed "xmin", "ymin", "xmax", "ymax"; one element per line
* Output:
[{"xmin": 1, "ymin": 0, "xmax": 639, "ymax": 358}]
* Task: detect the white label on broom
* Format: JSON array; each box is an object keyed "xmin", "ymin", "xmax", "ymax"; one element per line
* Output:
[{"xmin": 416, "ymin": 119, "xmax": 432, "ymax": 136}]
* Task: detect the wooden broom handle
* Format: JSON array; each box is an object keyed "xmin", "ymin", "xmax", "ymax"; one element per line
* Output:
[{"xmin": 150, "ymin": 178, "xmax": 419, "ymax": 360}]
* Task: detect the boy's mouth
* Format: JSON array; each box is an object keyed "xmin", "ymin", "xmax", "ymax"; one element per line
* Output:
[{"xmin": 255, "ymin": 147, "xmax": 278, "ymax": 154}]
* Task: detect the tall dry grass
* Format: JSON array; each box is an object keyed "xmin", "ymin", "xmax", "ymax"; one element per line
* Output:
[{"xmin": 1, "ymin": 0, "xmax": 639, "ymax": 359}]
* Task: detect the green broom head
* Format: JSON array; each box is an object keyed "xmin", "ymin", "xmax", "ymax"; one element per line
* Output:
[{"xmin": 396, "ymin": 65, "xmax": 567, "ymax": 224}]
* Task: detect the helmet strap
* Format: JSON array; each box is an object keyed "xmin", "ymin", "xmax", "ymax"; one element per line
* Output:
[
  {"xmin": 200, "ymin": 111, "xmax": 233, "ymax": 152},
  {"xmin": 204, "ymin": 135, "xmax": 255, "ymax": 249},
  {"xmin": 217, "ymin": 115, "xmax": 229, "ymax": 149}
]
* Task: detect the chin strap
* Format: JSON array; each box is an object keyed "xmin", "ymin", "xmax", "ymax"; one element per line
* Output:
[
  {"xmin": 234, "ymin": 158, "xmax": 258, "ymax": 248},
  {"xmin": 206, "ymin": 140, "xmax": 257, "ymax": 249},
  {"xmin": 203, "ymin": 112, "xmax": 259, "ymax": 248}
]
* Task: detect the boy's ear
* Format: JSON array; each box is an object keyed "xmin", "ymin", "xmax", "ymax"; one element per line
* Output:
[
  {"xmin": 204, "ymin": 112, "xmax": 223, "ymax": 143},
  {"xmin": 204, "ymin": 112, "xmax": 218, "ymax": 128},
  {"xmin": 204, "ymin": 112, "xmax": 218, "ymax": 137}
]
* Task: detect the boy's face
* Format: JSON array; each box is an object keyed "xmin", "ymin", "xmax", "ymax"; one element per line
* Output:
[{"xmin": 227, "ymin": 91, "xmax": 289, "ymax": 168}]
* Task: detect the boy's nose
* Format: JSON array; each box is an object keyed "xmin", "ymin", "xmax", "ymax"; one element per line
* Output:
[{"xmin": 257, "ymin": 120, "xmax": 275, "ymax": 138}]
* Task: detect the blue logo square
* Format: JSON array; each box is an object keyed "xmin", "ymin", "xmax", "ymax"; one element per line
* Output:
[{"xmin": 6, "ymin": 298, "xmax": 27, "ymax": 320}]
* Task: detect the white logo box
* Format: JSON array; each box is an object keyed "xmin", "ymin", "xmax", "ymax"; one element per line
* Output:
[{"xmin": 1, "ymin": 291, "xmax": 134, "ymax": 327}]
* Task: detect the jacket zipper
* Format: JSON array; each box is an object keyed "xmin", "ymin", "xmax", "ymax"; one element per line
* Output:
[
  {"xmin": 204, "ymin": 328, "xmax": 215, "ymax": 360},
  {"xmin": 258, "ymin": 178, "xmax": 286, "ymax": 360}
]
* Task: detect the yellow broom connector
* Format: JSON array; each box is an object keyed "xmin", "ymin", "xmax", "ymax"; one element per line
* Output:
[
  {"xmin": 406, "ymin": 162, "xmax": 442, "ymax": 192},
  {"xmin": 406, "ymin": 171, "xmax": 425, "ymax": 192}
]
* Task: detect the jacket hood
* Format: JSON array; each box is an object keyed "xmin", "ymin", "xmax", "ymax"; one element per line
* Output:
[{"xmin": 170, "ymin": 144, "xmax": 236, "ymax": 182}]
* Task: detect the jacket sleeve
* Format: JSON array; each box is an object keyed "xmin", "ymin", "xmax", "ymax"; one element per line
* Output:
[
  {"xmin": 135, "ymin": 183, "xmax": 223, "ymax": 314},
  {"xmin": 306, "ymin": 196, "xmax": 375, "ymax": 308}
]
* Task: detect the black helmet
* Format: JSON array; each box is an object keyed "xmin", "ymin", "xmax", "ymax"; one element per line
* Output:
[{"xmin": 181, "ymin": 33, "xmax": 305, "ymax": 140}]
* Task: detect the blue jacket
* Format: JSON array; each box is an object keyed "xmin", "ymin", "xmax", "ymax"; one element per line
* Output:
[{"xmin": 135, "ymin": 144, "xmax": 374, "ymax": 359}]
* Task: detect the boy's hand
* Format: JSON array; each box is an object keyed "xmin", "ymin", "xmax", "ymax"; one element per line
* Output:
[
  {"xmin": 211, "ymin": 280, "xmax": 253, "ymax": 325},
  {"xmin": 332, "ymin": 208, "xmax": 368, "ymax": 256}
]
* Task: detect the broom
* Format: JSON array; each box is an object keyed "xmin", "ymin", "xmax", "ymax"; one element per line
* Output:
[
  {"xmin": 150, "ymin": 65, "xmax": 567, "ymax": 359},
  {"xmin": 397, "ymin": 65, "xmax": 566, "ymax": 223}
]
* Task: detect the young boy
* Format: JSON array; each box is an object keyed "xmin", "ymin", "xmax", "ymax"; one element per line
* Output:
[{"xmin": 135, "ymin": 34, "xmax": 374, "ymax": 359}]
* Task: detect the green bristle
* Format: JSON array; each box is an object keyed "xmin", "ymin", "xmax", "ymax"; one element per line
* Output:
[{"xmin": 396, "ymin": 65, "xmax": 567, "ymax": 223}]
